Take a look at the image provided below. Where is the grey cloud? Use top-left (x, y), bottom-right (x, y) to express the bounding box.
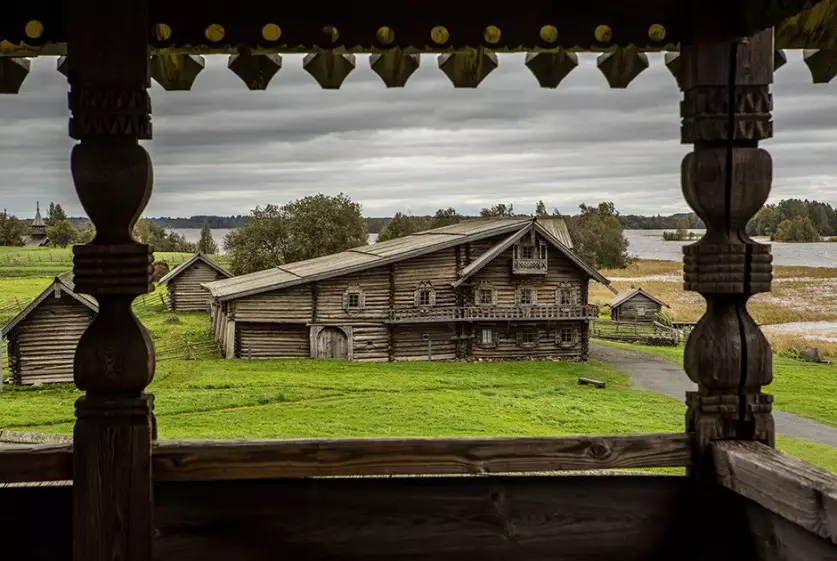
top-left (0, 51), bottom-right (836, 219)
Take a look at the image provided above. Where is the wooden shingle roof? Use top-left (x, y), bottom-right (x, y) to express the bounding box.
top-left (1, 274), bottom-right (98, 337)
top-left (204, 217), bottom-right (610, 301)
top-left (158, 253), bottom-right (233, 285)
top-left (608, 287), bottom-right (669, 309)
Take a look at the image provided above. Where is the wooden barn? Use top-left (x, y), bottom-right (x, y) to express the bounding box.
top-left (158, 252), bottom-right (232, 312)
top-left (1, 274), bottom-right (96, 385)
top-left (203, 217), bottom-right (612, 362)
top-left (608, 288), bottom-right (669, 323)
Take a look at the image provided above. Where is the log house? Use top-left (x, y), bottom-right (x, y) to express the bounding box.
top-left (608, 287), bottom-right (669, 323)
top-left (1, 3), bottom-right (836, 561)
top-left (1, 274), bottom-right (96, 385)
top-left (158, 252), bottom-right (232, 312)
top-left (204, 217), bottom-right (609, 362)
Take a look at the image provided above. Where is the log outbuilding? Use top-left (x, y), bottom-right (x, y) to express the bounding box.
top-left (158, 253), bottom-right (232, 312)
top-left (1, 274), bottom-right (96, 385)
top-left (608, 288), bottom-right (669, 323)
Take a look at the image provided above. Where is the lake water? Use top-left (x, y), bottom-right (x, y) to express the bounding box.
top-left (624, 229), bottom-right (836, 268)
top-left (173, 227), bottom-right (834, 268)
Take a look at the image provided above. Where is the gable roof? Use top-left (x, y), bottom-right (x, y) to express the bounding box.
top-left (1, 274), bottom-right (98, 337)
top-left (204, 217), bottom-right (611, 301)
top-left (158, 253), bottom-right (233, 285)
top-left (608, 288), bottom-right (669, 309)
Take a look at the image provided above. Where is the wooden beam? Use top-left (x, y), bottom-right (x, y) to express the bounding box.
top-left (713, 441), bottom-right (837, 546)
top-left (0, 443), bottom-right (72, 482)
top-left (152, 433), bottom-right (691, 481)
top-left (0, 433), bottom-right (692, 483)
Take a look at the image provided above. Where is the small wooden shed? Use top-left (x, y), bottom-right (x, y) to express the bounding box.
top-left (1, 274), bottom-right (97, 385)
top-left (608, 288), bottom-right (668, 323)
top-left (158, 253), bottom-right (232, 312)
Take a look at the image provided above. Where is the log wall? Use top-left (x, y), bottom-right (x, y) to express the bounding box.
top-left (168, 261), bottom-right (226, 312)
top-left (612, 294), bottom-right (661, 323)
top-left (7, 296), bottom-right (95, 385)
top-left (393, 248), bottom-right (458, 309)
top-left (351, 324), bottom-right (390, 362)
top-left (235, 285), bottom-right (313, 323)
top-left (392, 323), bottom-right (456, 361)
top-left (317, 267), bottom-right (390, 322)
top-left (471, 321), bottom-right (585, 360)
top-left (237, 323), bottom-right (309, 358)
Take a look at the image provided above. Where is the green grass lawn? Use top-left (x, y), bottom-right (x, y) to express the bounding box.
top-left (3, 357), bottom-right (837, 472)
top-left (595, 339), bottom-right (837, 428)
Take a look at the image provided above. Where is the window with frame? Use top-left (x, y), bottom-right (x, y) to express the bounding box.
top-left (539, 244), bottom-right (547, 260)
top-left (413, 281), bottom-right (436, 308)
top-left (519, 287), bottom-right (534, 306)
top-left (480, 328), bottom-right (494, 345)
top-left (517, 327), bottom-right (537, 348)
top-left (559, 327), bottom-right (579, 347)
top-left (342, 283), bottom-right (365, 312)
top-left (479, 288), bottom-right (493, 306)
top-left (560, 288), bottom-right (575, 306)
top-left (520, 244), bottom-right (535, 259)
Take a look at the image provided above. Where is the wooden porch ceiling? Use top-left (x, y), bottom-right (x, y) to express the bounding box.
top-left (1, 0), bottom-right (835, 56)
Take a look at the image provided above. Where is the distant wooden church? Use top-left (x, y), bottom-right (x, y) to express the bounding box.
top-left (608, 288), bottom-right (668, 323)
top-left (158, 253), bottom-right (232, 312)
top-left (24, 202), bottom-right (48, 247)
top-left (1, 274), bottom-right (97, 385)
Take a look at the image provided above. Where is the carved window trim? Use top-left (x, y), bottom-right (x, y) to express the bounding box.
top-left (557, 326), bottom-right (580, 348)
top-left (413, 281), bottom-right (437, 308)
top-left (342, 283), bottom-right (366, 313)
top-left (516, 283), bottom-right (537, 307)
top-left (516, 325), bottom-right (539, 349)
top-left (556, 282), bottom-right (580, 306)
top-left (474, 281), bottom-right (497, 307)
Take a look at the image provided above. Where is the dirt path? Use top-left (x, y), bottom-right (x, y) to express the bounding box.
top-left (590, 343), bottom-right (837, 448)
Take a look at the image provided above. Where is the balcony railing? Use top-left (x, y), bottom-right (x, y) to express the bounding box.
top-left (388, 305), bottom-right (599, 323)
top-left (513, 258), bottom-right (548, 274)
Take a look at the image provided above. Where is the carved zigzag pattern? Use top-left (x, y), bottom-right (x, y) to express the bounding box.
top-left (68, 88), bottom-right (152, 140)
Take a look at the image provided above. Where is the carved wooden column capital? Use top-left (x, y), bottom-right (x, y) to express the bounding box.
top-left (67, 0), bottom-right (156, 559)
top-left (679, 30), bottom-right (776, 460)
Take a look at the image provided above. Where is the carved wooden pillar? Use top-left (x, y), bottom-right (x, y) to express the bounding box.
top-left (67, 0), bottom-right (155, 559)
top-left (680, 30), bottom-right (775, 462)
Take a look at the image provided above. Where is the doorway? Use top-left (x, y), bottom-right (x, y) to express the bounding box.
top-left (316, 326), bottom-right (349, 359)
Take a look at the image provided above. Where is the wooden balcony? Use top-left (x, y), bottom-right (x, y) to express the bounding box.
top-left (512, 258), bottom-right (548, 274)
top-left (388, 305), bottom-right (599, 323)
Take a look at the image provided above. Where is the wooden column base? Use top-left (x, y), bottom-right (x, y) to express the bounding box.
top-left (73, 394), bottom-right (154, 561)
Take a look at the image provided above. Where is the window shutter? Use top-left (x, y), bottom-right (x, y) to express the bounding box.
top-left (516, 330), bottom-right (523, 346)
top-left (429, 287), bottom-right (436, 306)
top-left (413, 287), bottom-right (420, 307)
top-left (359, 291), bottom-right (366, 310)
top-left (342, 291), bottom-right (348, 309)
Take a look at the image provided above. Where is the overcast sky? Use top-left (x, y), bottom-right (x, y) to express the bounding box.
top-left (1, 50), bottom-right (837, 219)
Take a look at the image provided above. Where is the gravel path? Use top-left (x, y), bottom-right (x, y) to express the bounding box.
top-left (590, 343), bottom-right (837, 448)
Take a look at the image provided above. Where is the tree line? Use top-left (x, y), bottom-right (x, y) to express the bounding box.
top-left (747, 199), bottom-right (837, 242)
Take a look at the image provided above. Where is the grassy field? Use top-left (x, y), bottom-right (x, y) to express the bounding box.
top-left (589, 259), bottom-right (837, 356)
top-left (3, 357), bottom-right (836, 472)
top-left (1, 247), bottom-right (835, 474)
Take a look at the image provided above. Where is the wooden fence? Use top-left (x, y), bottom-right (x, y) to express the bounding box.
top-left (590, 320), bottom-right (681, 346)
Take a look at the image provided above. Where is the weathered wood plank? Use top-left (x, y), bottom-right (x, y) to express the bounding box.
top-left (0, 443), bottom-right (73, 483)
top-left (0, 434), bottom-right (693, 483)
top-left (152, 433), bottom-right (692, 481)
top-left (713, 440), bottom-right (837, 546)
top-left (743, 496), bottom-right (837, 561)
top-left (154, 476), bottom-right (693, 561)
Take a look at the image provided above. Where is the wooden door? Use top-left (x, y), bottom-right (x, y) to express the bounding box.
top-left (317, 327), bottom-right (349, 359)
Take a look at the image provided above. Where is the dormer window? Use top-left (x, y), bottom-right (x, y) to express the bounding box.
top-left (413, 281), bottom-right (436, 308)
top-left (513, 241), bottom-right (548, 275)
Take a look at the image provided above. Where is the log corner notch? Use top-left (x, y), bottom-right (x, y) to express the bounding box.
top-left (679, 29), bottom-right (776, 472)
top-left (67, 0), bottom-right (156, 558)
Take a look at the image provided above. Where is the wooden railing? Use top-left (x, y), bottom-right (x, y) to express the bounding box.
top-left (512, 258), bottom-right (548, 274)
top-left (388, 304), bottom-right (599, 323)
